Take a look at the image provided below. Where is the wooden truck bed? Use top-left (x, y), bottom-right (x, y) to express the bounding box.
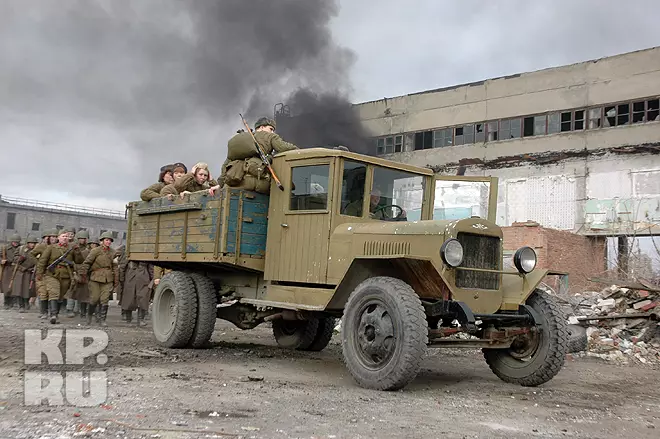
top-left (126, 187), bottom-right (269, 272)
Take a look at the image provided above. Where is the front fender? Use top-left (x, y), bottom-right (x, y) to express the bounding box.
top-left (499, 268), bottom-right (549, 311)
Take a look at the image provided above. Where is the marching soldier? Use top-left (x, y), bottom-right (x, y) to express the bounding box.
top-left (12, 235), bottom-right (39, 313)
top-left (36, 230), bottom-right (84, 324)
top-left (122, 259), bottom-right (153, 327)
top-left (79, 232), bottom-right (118, 326)
top-left (32, 229), bottom-right (58, 318)
top-left (72, 230), bottom-right (92, 320)
top-left (1, 233), bottom-right (22, 309)
top-left (220, 117), bottom-right (298, 194)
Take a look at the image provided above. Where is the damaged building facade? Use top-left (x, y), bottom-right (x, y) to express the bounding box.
top-left (354, 47), bottom-right (660, 286)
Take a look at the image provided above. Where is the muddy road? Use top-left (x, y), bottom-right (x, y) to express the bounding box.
top-left (1, 305), bottom-right (659, 439)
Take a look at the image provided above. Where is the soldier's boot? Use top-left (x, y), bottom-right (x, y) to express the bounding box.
top-left (99, 305), bottom-right (108, 327)
top-left (86, 304), bottom-right (96, 326)
top-left (79, 302), bottom-right (88, 320)
top-left (39, 299), bottom-right (49, 319)
top-left (49, 300), bottom-right (59, 324)
top-left (74, 300), bottom-right (80, 314)
top-left (65, 299), bottom-right (76, 318)
top-left (120, 310), bottom-right (127, 321)
top-left (137, 308), bottom-right (148, 327)
top-left (3, 296), bottom-right (12, 310)
top-left (18, 297), bottom-right (26, 313)
top-left (125, 310), bottom-right (133, 323)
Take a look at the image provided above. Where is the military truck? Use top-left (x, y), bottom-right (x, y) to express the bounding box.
top-left (125, 148), bottom-right (568, 391)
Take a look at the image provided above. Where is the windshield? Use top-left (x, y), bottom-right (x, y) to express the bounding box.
top-left (432, 179), bottom-right (491, 220)
top-left (370, 167), bottom-right (424, 221)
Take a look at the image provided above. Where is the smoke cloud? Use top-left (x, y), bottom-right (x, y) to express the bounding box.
top-left (0, 0), bottom-right (366, 206)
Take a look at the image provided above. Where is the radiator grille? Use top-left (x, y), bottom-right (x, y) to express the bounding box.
top-left (456, 233), bottom-right (500, 290)
top-left (363, 241), bottom-right (411, 256)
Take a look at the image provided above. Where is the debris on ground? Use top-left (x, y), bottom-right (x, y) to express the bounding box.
top-left (565, 281), bottom-right (660, 364)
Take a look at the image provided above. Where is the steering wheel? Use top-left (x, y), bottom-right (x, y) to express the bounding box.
top-left (372, 204), bottom-right (405, 220)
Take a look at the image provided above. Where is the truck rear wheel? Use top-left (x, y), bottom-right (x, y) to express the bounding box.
top-left (302, 317), bottom-right (337, 352)
top-left (272, 318), bottom-right (319, 349)
top-left (187, 273), bottom-right (218, 348)
top-left (484, 289), bottom-right (568, 386)
top-left (152, 271), bottom-right (198, 348)
top-left (341, 276), bottom-right (428, 391)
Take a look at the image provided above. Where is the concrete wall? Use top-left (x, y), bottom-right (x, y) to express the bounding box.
top-left (356, 46), bottom-right (660, 138)
top-left (0, 204), bottom-right (127, 246)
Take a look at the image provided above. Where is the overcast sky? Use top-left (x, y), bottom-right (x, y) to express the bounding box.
top-left (0, 0), bottom-right (659, 212)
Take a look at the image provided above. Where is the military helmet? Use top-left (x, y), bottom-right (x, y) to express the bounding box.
top-left (63, 227), bottom-right (76, 234)
top-left (9, 233), bottom-right (21, 243)
top-left (26, 234), bottom-right (39, 244)
top-left (47, 229), bottom-right (59, 237)
top-left (76, 230), bottom-right (90, 240)
top-left (41, 229), bottom-right (50, 238)
top-left (99, 231), bottom-right (114, 242)
top-left (254, 117), bottom-right (276, 130)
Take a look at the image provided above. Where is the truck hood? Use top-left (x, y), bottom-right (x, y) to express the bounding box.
top-left (332, 217), bottom-right (502, 238)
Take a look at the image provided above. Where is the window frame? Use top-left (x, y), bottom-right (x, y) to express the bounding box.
top-left (6, 212), bottom-right (16, 230)
top-left (338, 158), bottom-right (368, 219)
top-left (285, 158), bottom-right (334, 215)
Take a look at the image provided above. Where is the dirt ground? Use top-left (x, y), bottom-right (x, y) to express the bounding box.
top-left (1, 303), bottom-right (659, 439)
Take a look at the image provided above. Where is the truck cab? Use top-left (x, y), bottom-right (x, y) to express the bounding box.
top-left (126, 148), bottom-right (568, 391)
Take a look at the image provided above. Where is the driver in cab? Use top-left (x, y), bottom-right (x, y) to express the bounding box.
top-left (344, 187), bottom-right (386, 219)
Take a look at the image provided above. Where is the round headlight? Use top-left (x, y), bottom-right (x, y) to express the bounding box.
top-left (440, 239), bottom-right (464, 267)
top-left (514, 246), bottom-right (537, 273)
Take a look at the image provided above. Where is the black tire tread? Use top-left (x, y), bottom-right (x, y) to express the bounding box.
top-left (304, 317), bottom-right (337, 352)
top-left (342, 276), bottom-right (428, 391)
top-left (153, 271), bottom-right (198, 349)
top-left (187, 273), bottom-right (218, 348)
top-left (567, 324), bottom-right (588, 353)
top-left (484, 289), bottom-right (568, 386)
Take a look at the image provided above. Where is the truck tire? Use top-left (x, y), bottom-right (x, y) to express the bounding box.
top-left (341, 276), bottom-right (428, 391)
top-left (302, 317), bottom-right (337, 352)
top-left (151, 271), bottom-right (198, 348)
top-left (484, 289), bottom-right (568, 386)
top-left (567, 324), bottom-right (588, 353)
top-left (272, 318), bottom-right (320, 350)
top-left (187, 273), bottom-right (218, 348)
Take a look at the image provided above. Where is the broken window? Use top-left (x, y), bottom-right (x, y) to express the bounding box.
top-left (487, 121), bottom-right (499, 141)
top-left (433, 128), bottom-right (452, 147)
top-left (523, 116), bottom-right (535, 137)
top-left (6, 212), bottom-right (16, 230)
top-left (617, 104), bottom-right (629, 125)
top-left (633, 101), bottom-right (646, 123)
top-left (376, 138), bottom-right (384, 155)
top-left (588, 107), bottom-right (602, 129)
top-left (385, 136), bottom-right (394, 154)
top-left (475, 123), bottom-right (485, 142)
top-left (394, 135), bottom-right (403, 153)
top-left (648, 99), bottom-right (660, 121)
top-left (574, 110), bottom-right (585, 130)
top-left (499, 118), bottom-right (521, 139)
top-left (454, 125), bottom-right (475, 145)
top-left (548, 113), bottom-right (560, 134)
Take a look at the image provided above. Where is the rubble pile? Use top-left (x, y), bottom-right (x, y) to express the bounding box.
top-left (568, 284), bottom-right (660, 365)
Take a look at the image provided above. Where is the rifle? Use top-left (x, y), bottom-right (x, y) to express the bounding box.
top-left (46, 246), bottom-right (76, 273)
top-left (239, 113), bottom-right (284, 191)
top-left (8, 261), bottom-right (20, 290)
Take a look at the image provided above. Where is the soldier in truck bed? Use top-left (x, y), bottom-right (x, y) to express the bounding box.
top-left (219, 117), bottom-right (298, 194)
top-left (140, 164), bottom-right (175, 201)
top-left (172, 162), bottom-right (219, 197)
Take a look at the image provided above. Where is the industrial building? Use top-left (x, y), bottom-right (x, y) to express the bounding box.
top-left (0, 195), bottom-right (127, 246)
top-left (348, 46), bottom-right (660, 281)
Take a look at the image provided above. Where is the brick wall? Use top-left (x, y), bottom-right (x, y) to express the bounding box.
top-left (502, 221), bottom-right (606, 293)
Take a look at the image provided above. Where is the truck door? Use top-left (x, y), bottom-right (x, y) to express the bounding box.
top-left (265, 159), bottom-right (334, 284)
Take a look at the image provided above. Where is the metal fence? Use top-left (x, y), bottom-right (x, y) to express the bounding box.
top-left (0, 195), bottom-right (124, 219)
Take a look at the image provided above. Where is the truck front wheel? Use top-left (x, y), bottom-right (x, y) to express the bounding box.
top-left (151, 271), bottom-right (198, 348)
top-left (341, 276), bottom-right (428, 391)
top-left (483, 289), bottom-right (568, 386)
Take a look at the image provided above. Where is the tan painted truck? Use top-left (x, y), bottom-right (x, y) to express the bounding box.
top-left (125, 148), bottom-right (568, 391)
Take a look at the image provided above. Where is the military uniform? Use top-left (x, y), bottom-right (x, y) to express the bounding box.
top-left (1, 234), bottom-right (22, 309)
top-left (121, 261), bottom-right (153, 326)
top-left (12, 235), bottom-right (39, 312)
top-left (36, 235), bottom-right (84, 324)
top-left (174, 172), bottom-right (218, 194)
top-left (72, 230), bottom-right (92, 319)
top-left (140, 182), bottom-right (166, 201)
top-left (32, 229), bottom-right (58, 318)
top-left (221, 118), bottom-right (298, 194)
top-left (80, 232), bottom-right (117, 326)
